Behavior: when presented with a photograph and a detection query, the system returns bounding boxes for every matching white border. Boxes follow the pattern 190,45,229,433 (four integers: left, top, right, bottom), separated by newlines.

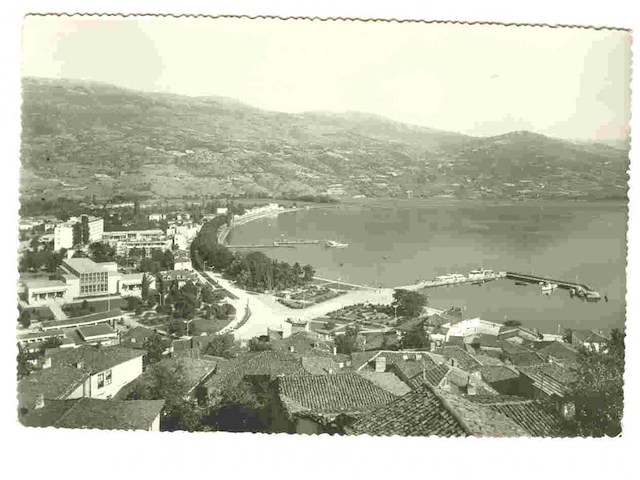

1,2,637,480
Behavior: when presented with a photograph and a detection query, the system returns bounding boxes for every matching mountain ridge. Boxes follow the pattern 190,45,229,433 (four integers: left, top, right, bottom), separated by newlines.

20,77,629,201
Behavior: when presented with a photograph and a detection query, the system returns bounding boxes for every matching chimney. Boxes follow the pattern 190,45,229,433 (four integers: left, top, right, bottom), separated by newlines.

289,346,295,353
34,394,45,410
375,356,387,373
75,360,85,370
332,346,337,356
42,356,52,369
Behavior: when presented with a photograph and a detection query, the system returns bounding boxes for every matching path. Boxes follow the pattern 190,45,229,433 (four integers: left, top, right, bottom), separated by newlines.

48,303,68,321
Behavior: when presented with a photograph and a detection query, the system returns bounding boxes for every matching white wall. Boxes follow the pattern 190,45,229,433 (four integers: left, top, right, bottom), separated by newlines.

89,355,143,400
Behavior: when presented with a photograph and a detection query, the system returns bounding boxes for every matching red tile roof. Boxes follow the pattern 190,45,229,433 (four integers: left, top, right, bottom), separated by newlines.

21,398,164,430
278,373,396,419
347,384,529,437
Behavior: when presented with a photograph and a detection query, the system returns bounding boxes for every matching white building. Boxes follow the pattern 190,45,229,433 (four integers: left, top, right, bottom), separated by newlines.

54,222,74,251
53,215,104,251
444,318,503,341
216,207,228,215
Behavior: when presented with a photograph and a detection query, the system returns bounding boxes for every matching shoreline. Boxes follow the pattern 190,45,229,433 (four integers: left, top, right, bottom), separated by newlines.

217,206,306,245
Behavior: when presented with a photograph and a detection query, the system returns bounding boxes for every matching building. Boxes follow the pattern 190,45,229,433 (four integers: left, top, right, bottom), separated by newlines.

59,257,120,298
119,272,156,297
273,373,398,434
23,278,71,305
173,255,193,271
41,309,123,332
18,345,145,414
216,207,228,215
102,229,172,256
45,345,145,401
570,329,610,352
158,270,198,288
53,215,104,251
445,318,503,341
148,213,166,222
53,222,74,251
77,324,118,346
20,398,164,431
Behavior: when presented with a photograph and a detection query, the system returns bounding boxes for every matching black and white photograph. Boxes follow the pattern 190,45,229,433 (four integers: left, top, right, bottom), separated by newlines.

14,14,630,438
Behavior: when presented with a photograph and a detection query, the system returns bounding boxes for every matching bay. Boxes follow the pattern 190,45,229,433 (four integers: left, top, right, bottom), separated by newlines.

227,200,627,335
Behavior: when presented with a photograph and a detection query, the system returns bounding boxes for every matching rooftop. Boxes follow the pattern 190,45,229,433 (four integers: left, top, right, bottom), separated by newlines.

432,346,483,372
42,309,123,329
46,345,144,374
18,365,90,410
77,324,117,340
347,384,529,437
278,373,397,419
62,257,107,274
20,398,165,430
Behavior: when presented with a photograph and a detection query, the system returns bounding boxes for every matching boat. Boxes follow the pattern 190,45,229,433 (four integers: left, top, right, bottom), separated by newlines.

585,291,601,302
451,274,467,283
325,240,348,248
515,281,528,286
541,282,558,293
469,269,496,280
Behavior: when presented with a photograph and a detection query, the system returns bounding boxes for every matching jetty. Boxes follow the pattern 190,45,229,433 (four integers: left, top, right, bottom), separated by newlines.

505,271,600,298
227,239,323,249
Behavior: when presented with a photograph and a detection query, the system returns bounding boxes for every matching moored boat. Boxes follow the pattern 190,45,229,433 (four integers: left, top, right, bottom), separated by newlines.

325,240,348,248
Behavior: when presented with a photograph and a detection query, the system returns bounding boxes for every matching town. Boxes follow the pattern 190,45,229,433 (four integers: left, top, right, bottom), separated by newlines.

16,198,623,436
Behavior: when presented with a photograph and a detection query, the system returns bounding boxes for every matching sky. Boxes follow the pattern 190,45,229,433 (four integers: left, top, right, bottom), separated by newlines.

21,16,631,140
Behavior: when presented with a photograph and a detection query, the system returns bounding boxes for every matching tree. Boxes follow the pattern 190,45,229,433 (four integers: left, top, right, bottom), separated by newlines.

17,346,32,380
141,273,151,302
18,310,31,329
302,264,315,282
143,333,168,364
568,328,624,437
89,242,116,262
335,326,360,354
392,289,428,318
72,222,82,246
126,361,202,431
81,216,90,244
401,326,430,350
40,337,63,352
503,319,522,327
248,337,272,352
203,335,234,358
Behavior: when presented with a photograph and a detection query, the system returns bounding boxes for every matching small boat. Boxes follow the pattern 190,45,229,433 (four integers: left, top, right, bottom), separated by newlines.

515,281,528,286
325,240,348,248
382,255,389,259
585,291,601,302
541,282,558,293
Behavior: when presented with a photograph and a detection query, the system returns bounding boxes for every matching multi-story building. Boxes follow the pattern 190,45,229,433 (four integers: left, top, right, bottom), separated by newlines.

53,215,104,251
102,229,171,256
59,258,119,298
54,222,74,251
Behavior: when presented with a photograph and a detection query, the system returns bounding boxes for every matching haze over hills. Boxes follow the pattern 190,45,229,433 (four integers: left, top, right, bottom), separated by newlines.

20,77,629,201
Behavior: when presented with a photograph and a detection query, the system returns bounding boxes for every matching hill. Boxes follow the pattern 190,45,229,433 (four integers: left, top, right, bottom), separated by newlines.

20,77,629,201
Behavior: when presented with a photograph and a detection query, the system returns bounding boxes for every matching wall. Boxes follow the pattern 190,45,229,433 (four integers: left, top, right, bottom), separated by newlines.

89,355,143,400
149,414,161,432
295,417,323,435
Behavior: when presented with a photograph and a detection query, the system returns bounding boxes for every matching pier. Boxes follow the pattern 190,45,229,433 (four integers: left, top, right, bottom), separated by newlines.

505,271,597,294
227,239,323,249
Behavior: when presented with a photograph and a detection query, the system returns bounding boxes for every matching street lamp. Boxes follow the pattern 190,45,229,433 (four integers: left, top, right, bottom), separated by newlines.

185,318,194,337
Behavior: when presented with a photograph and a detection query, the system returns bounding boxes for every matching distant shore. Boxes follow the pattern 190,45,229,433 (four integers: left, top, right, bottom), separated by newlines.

217,206,305,245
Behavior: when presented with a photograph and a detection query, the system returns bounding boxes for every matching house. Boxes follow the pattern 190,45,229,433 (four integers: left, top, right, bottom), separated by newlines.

407,362,498,396
444,318,502,341
570,329,610,352
158,270,198,288
173,255,193,271
18,364,91,414
273,373,398,434
477,365,521,395
346,384,530,437
20,397,164,431
498,325,542,344
77,324,118,346
43,345,145,401
535,341,582,366
116,356,218,404
432,346,483,372
451,394,570,437
469,333,503,353
517,363,578,418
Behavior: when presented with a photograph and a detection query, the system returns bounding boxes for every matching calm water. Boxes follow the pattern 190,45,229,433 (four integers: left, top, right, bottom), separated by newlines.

228,201,627,334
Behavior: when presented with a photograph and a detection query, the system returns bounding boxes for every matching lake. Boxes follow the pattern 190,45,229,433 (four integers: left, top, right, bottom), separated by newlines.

227,200,627,335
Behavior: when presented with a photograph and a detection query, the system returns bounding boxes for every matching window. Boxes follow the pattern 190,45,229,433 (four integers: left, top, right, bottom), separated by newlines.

97,373,105,389
105,370,112,386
